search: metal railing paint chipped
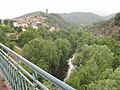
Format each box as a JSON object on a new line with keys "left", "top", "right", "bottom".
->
{"left": 0, "top": 43, "right": 75, "bottom": 90}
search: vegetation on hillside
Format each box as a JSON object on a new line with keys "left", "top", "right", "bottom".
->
{"left": 90, "top": 12, "right": 120, "bottom": 43}
{"left": 60, "top": 12, "right": 115, "bottom": 26}
{"left": 46, "top": 13, "right": 76, "bottom": 29}
{"left": 0, "top": 24, "right": 16, "bottom": 49}
{"left": 15, "top": 11, "right": 115, "bottom": 27}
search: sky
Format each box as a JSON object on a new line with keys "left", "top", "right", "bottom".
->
{"left": 0, "top": 0, "right": 120, "bottom": 19}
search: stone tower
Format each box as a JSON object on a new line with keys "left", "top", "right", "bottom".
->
{"left": 46, "top": 9, "right": 48, "bottom": 14}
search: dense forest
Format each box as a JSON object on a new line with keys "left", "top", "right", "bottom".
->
{"left": 0, "top": 12, "right": 120, "bottom": 90}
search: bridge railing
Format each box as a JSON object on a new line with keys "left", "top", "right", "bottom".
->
{"left": 0, "top": 43, "right": 75, "bottom": 90}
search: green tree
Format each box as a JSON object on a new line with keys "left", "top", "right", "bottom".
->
{"left": 18, "top": 30, "right": 39, "bottom": 47}
{"left": 112, "top": 33, "right": 120, "bottom": 41}
{"left": 66, "top": 44, "right": 114, "bottom": 89}
{"left": 0, "top": 30, "right": 6, "bottom": 43}
{"left": 38, "top": 25, "right": 49, "bottom": 39}
{"left": 55, "top": 38, "right": 71, "bottom": 80}
{"left": 22, "top": 38, "right": 59, "bottom": 76}
{"left": 0, "top": 25, "right": 15, "bottom": 33}
{"left": 109, "top": 67, "right": 120, "bottom": 80}
{"left": 66, "top": 61, "right": 99, "bottom": 90}
{"left": 87, "top": 67, "right": 120, "bottom": 90}
{"left": 74, "top": 44, "right": 114, "bottom": 69}
{"left": 87, "top": 79, "right": 120, "bottom": 90}
{"left": 114, "top": 13, "right": 120, "bottom": 26}
{"left": 68, "top": 34, "right": 79, "bottom": 55}
{"left": 14, "top": 26, "right": 22, "bottom": 33}
{"left": 3, "top": 19, "right": 10, "bottom": 26}
{"left": 4, "top": 42, "right": 16, "bottom": 49}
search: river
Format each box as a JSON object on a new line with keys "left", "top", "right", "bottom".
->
{"left": 64, "top": 54, "right": 75, "bottom": 81}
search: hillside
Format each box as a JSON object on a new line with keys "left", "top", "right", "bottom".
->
{"left": 90, "top": 12, "right": 120, "bottom": 42}
{"left": 46, "top": 13, "right": 76, "bottom": 29}
{"left": 60, "top": 12, "right": 115, "bottom": 26}
{"left": 14, "top": 11, "right": 76, "bottom": 29}
{"left": 15, "top": 11, "right": 115, "bottom": 27}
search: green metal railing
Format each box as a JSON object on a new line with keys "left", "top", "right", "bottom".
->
{"left": 0, "top": 43, "right": 75, "bottom": 90}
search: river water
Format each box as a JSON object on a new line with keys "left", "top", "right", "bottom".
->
{"left": 64, "top": 54, "right": 75, "bottom": 81}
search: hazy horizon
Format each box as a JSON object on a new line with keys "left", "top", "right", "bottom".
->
{"left": 0, "top": 0, "right": 120, "bottom": 19}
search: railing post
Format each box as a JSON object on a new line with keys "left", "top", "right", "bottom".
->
{"left": 32, "top": 71, "right": 38, "bottom": 90}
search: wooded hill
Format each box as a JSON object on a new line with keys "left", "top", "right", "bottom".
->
{"left": 14, "top": 11, "right": 76, "bottom": 29}
{"left": 90, "top": 12, "right": 120, "bottom": 42}
{"left": 15, "top": 11, "right": 115, "bottom": 27}
{"left": 60, "top": 12, "right": 115, "bottom": 25}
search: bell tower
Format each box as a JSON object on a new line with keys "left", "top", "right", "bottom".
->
{"left": 46, "top": 9, "right": 48, "bottom": 14}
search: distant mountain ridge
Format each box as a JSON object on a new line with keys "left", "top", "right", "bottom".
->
{"left": 14, "top": 11, "right": 115, "bottom": 26}
{"left": 104, "top": 13, "right": 116, "bottom": 20}
{"left": 59, "top": 12, "right": 115, "bottom": 26}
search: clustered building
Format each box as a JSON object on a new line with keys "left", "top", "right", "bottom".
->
{"left": 12, "top": 15, "right": 57, "bottom": 32}
{"left": 13, "top": 16, "right": 47, "bottom": 29}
